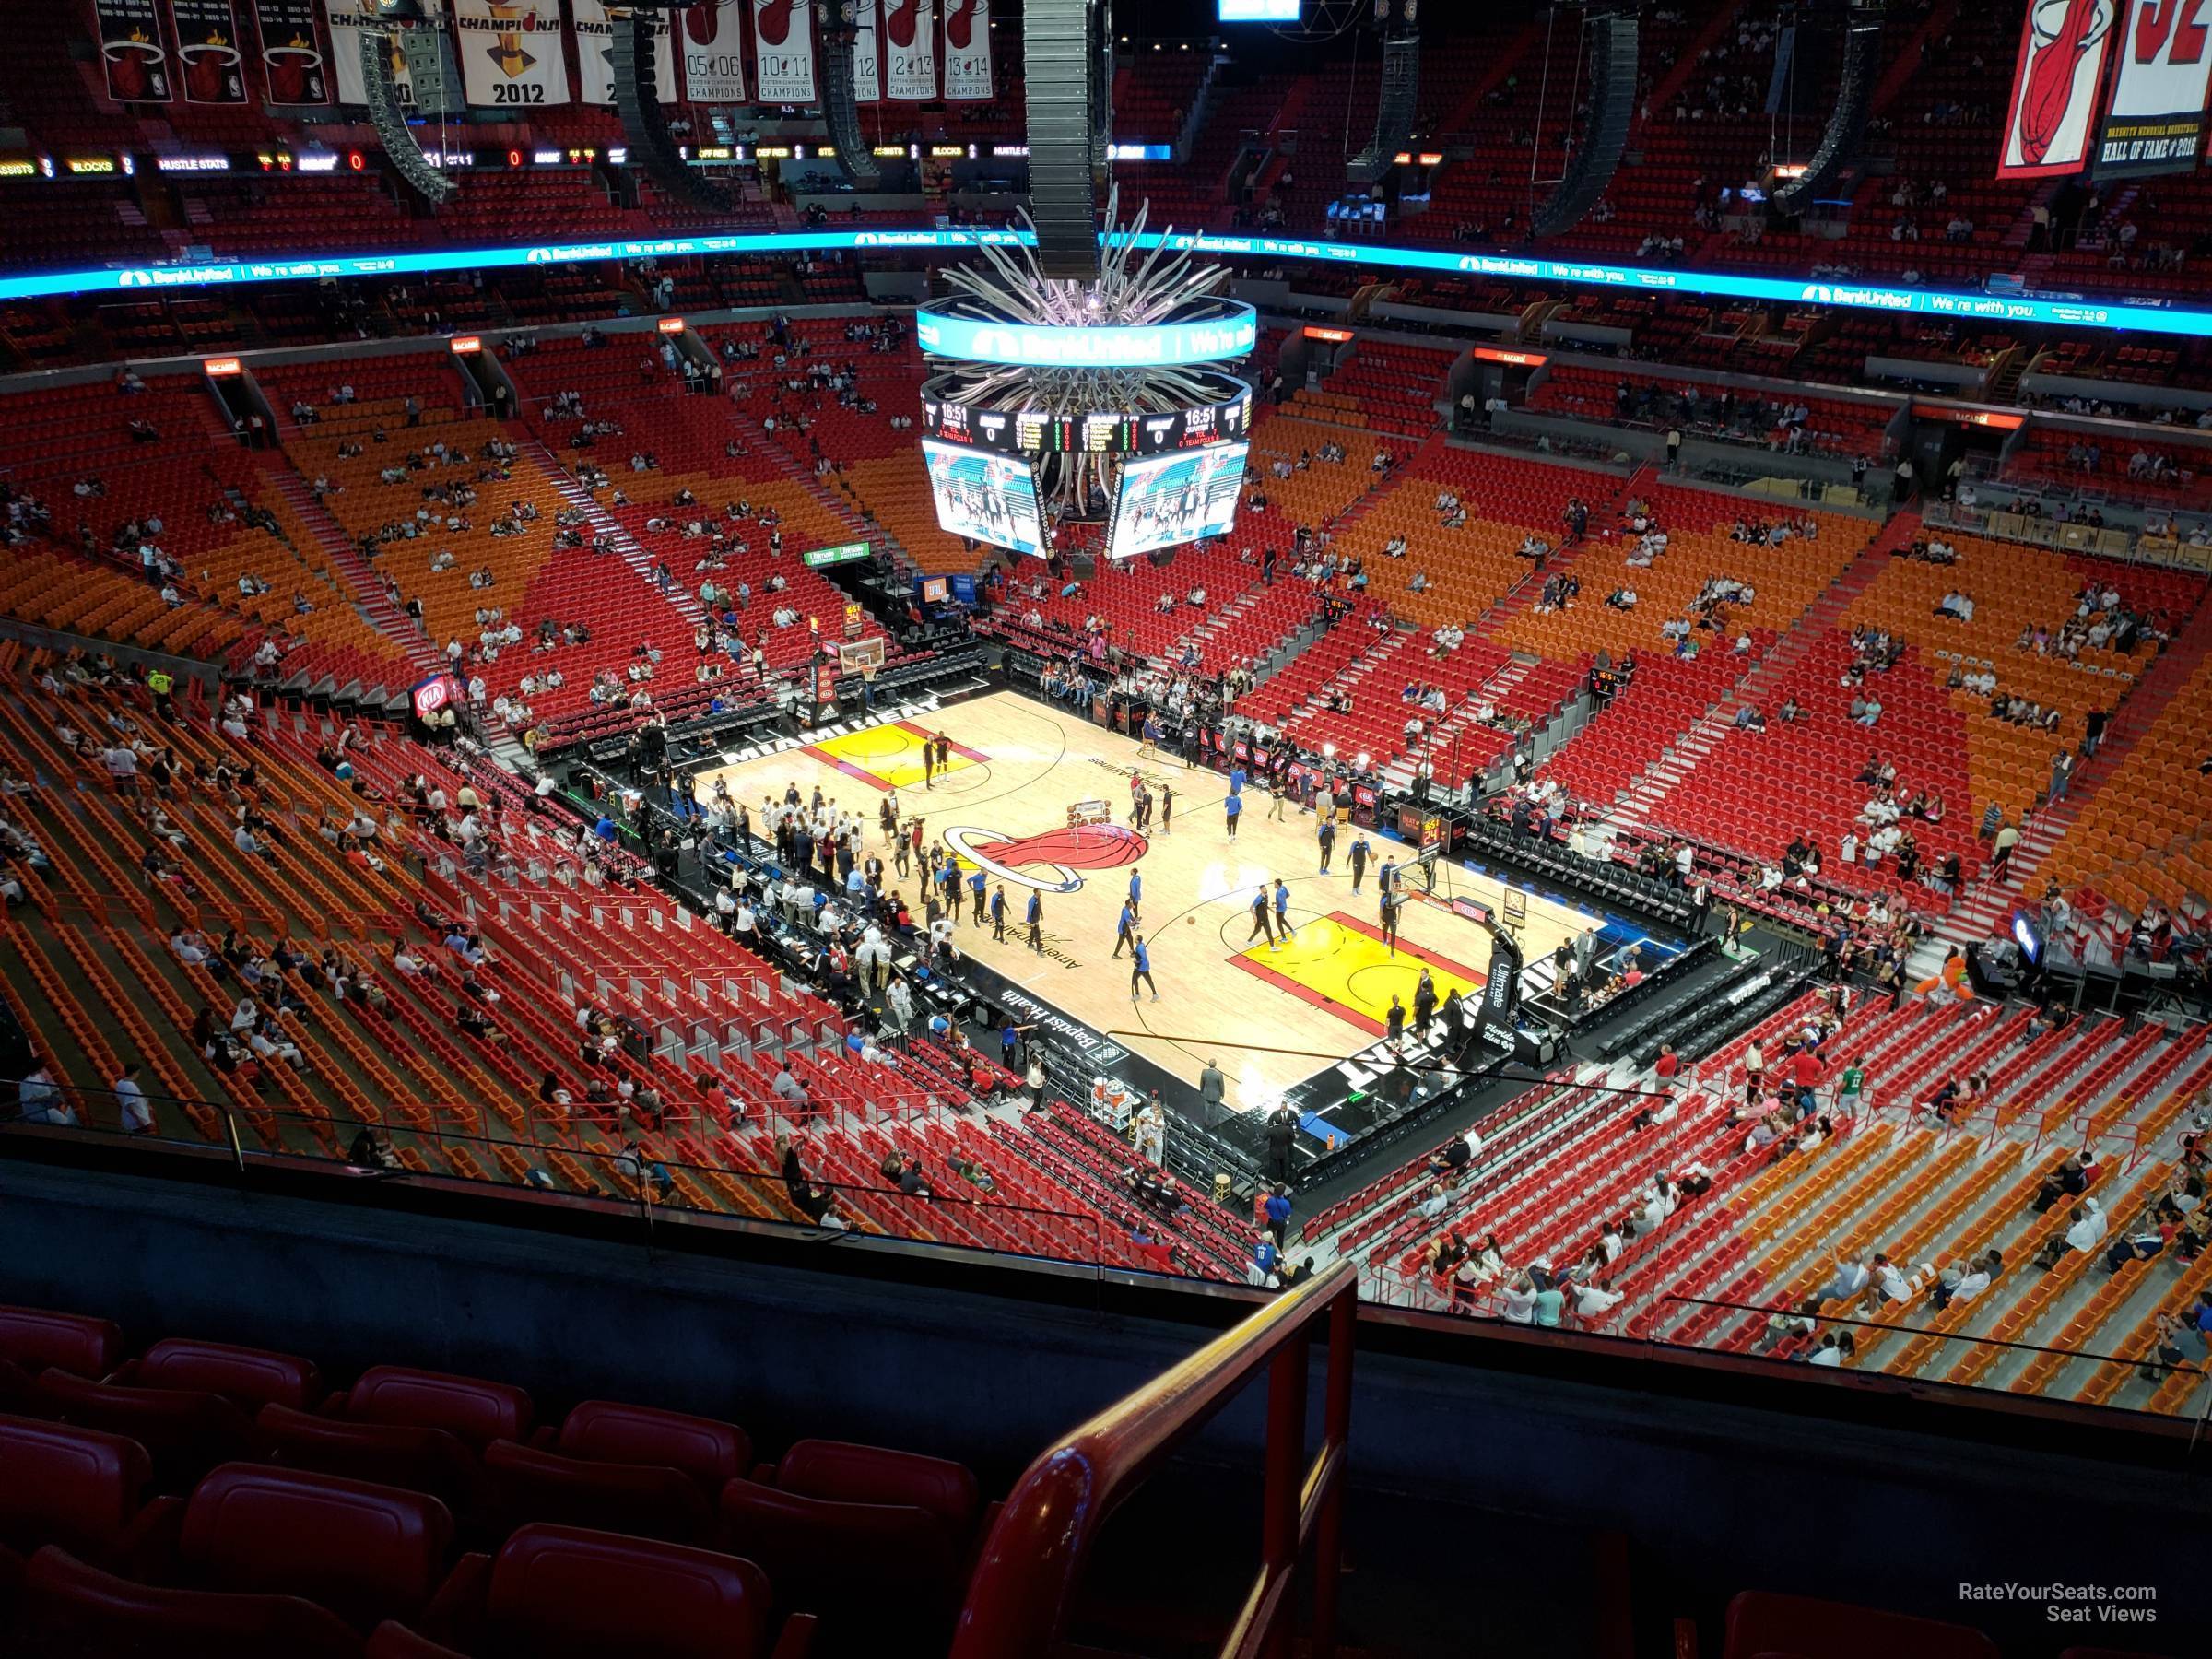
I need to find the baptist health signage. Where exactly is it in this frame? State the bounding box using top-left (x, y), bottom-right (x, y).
top-left (914, 302), bottom-right (1258, 368)
top-left (0, 227), bottom-right (2166, 338)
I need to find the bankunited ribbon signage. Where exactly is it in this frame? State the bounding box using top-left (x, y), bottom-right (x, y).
top-left (915, 302), bottom-right (1257, 367)
top-left (6, 227), bottom-right (2203, 339)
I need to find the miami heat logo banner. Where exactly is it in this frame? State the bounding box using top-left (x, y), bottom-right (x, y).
top-left (325, 2), bottom-right (412, 106)
top-left (168, 0), bottom-right (247, 102)
top-left (1999, 0), bottom-right (2118, 176)
top-left (853, 0), bottom-right (880, 101)
top-left (883, 0), bottom-right (937, 100)
top-left (97, 0), bottom-right (173, 102)
top-left (941, 0), bottom-right (991, 101)
top-left (751, 0), bottom-right (815, 102)
top-left (252, 0), bottom-right (327, 103)
top-left (678, 0), bottom-right (746, 104)
top-left (452, 1), bottom-right (570, 109)
top-left (2095, 0), bottom-right (2212, 175)
top-left (573, 0), bottom-right (676, 104)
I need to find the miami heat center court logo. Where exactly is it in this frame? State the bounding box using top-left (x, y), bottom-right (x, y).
top-left (941, 823), bottom-right (1147, 893)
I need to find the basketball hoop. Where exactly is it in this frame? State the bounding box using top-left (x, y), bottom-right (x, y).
top-left (839, 637), bottom-right (886, 680)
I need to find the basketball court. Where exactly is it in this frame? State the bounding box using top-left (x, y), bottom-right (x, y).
top-left (696, 692), bottom-right (1611, 1112)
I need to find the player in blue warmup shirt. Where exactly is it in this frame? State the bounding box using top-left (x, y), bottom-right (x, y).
top-left (1130, 935), bottom-right (1158, 1001)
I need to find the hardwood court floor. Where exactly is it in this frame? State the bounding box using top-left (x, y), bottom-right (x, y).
top-left (700, 692), bottom-right (1598, 1112)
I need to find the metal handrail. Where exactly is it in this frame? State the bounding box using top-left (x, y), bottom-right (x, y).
top-left (950, 1258), bottom-right (1358, 1659)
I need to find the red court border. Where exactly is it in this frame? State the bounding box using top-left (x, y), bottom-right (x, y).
top-left (1225, 910), bottom-right (1488, 1039)
top-left (802, 719), bottom-right (992, 793)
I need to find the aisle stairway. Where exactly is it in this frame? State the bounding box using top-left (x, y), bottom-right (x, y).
top-left (268, 471), bottom-right (443, 680)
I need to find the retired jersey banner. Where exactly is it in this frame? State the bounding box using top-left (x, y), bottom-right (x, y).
top-left (326, 2), bottom-right (412, 106)
top-left (253, 0), bottom-right (327, 102)
top-left (573, 0), bottom-right (676, 105)
top-left (1999, 0), bottom-right (2119, 177)
top-left (170, 0), bottom-right (248, 102)
top-left (883, 0), bottom-right (936, 100)
top-left (751, 0), bottom-right (816, 103)
top-left (941, 0), bottom-right (991, 100)
top-left (853, 0), bottom-right (881, 101)
top-left (678, 0), bottom-right (746, 103)
top-left (452, 0), bottom-right (569, 109)
top-left (97, 0), bottom-right (173, 102)
top-left (2095, 0), bottom-right (2212, 175)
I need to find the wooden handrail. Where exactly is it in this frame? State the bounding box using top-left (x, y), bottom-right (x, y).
top-left (950, 1258), bottom-right (1359, 1659)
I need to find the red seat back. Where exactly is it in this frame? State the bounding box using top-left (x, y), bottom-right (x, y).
top-left (0, 1303), bottom-right (126, 1378)
top-left (482, 1438), bottom-right (712, 1544)
top-left (340, 1365), bottom-right (533, 1450)
top-left (774, 1437), bottom-right (981, 1542)
top-left (481, 1523), bottom-right (770, 1659)
top-left (718, 1477), bottom-right (960, 1620)
top-left (21, 1544), bottom-right (365, 1659)
top-left (1724, 1592), bottom-right (2001, 1659)
top-left (130, 1337), bottom-right (323, 1411)
top-left (0, 1413), bottom-right (152, 1559)
top-left (258, 1404), bottom-right (483, 1515)
top-left (181, 1463), bottom-right (453, 1630)
top-left (31, 1370), bottom-right (262, 1489)
top-left (555, 1399), bottom-right (751, 1494)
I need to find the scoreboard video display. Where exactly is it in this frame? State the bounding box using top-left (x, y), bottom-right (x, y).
top-left (921, 438), bottom-right (1047, 559)
top-left (1106, 441), bottom-right (1250, 560)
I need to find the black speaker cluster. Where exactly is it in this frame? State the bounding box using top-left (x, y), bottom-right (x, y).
top-left (359, 30), bottom-right (454, 206)
top-left (611, 10), bottom-right (737, 214)
top-left (1531, 10), bottom-right (1639, 241)
top-left (1771, 3), bottom-right (1886, 218)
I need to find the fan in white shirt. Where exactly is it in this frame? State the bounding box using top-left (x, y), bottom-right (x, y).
top-left (2063, 1198), bottom-right (2107, 1253)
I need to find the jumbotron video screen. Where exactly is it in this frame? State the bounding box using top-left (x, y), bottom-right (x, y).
top-left (1107, 441), bottom-right (1251, 559)
top-left (922, 437), bottom-right (1048, 558)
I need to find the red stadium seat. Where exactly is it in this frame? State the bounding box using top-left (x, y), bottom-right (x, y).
top-left (548, 1398), bottom-right (752, 1495)
top-left (329, 1365), bottom-right (534, 1451)
top-left (481, 1437), bottom-right (713, 1544)
top-left (0, 1303), bottom-right (127, 1379)
top-left (1723, 1591), bottom-right (2001, 1659)
top-left (717, 1477), bottom-right (964, 1645)
top-left (258, 1404), bottom-right (486, 1518)
top-left (426, 1522), bottom-right (786, 1659)
top-left (28, 1371), bottom-right (264, 1492)
top-left (173, 1464), bottom-right (454, 1630)
top-left (766, 1437), bottom-right (982, 1544)
top-left (0, 1413), bottom-right (159, 1573)
top-left (112, 1336), bottom-right (324, 1413)
top-left (19, 1543), bottom-right (364, 1659)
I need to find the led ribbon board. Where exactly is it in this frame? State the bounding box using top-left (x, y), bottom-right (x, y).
top-left (915, 300), bottom-right (1257, 367)
top-left (4, 228), bottom-right (2208, 339)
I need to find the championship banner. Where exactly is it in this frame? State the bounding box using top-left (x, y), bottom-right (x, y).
top-left (326, 1), bottom-right (412, 106)
top-left (751, 0), bottom-right (816, 103)
top-left (853, 0), bottom-right (880, 101)
top-left (573, 0), bottom-right (676, 105)
top-left (253, 0), bottom-right (327, 102)
top-left (2095, 0), bottom-right (2212, 176)
top-left (882, 0), bottom-right (935, 100)
top-left (941, 0), bottom-right (990, 100)
top-left (677, 0), bottom-right (746, 104)
top-left (451, 0), bottom-right (569, 110)
top-left (170, 0), bottom-right (248, 102)
top-left (1998, 0), bottom-right (2119, 177)
top-left (96, 0), bottom-right (173, 102)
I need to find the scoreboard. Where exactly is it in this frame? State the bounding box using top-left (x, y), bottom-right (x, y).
top-left (921, 384), bottom-right (1251, 455)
